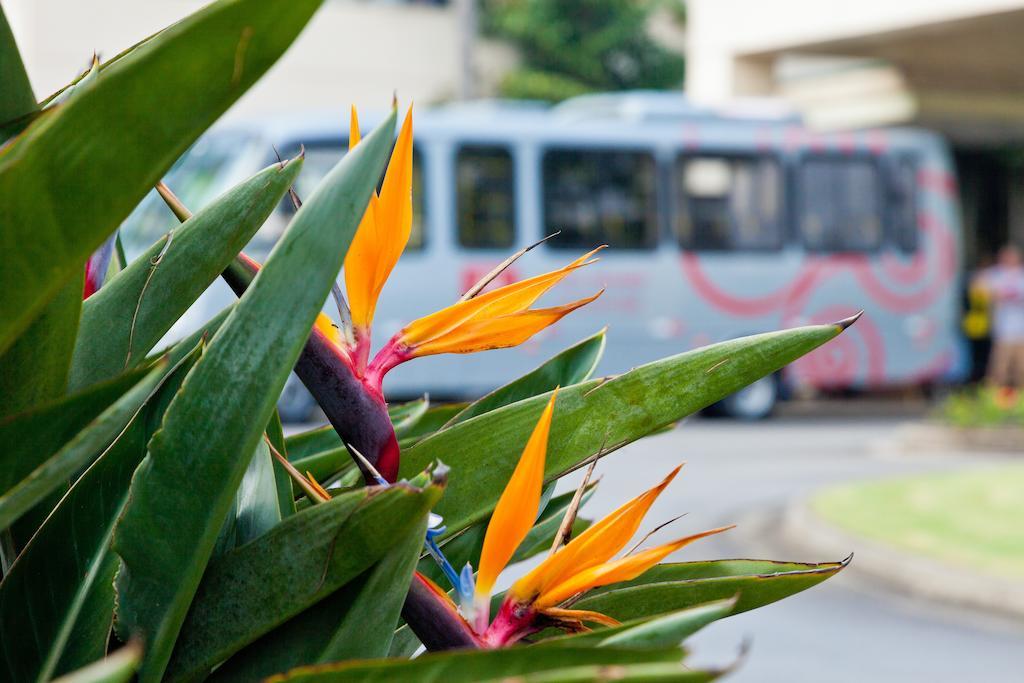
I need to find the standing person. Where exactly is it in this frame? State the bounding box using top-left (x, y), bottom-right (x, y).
top-left (976, 244), bottom-right (1024, 387)
top-left (962, 256), bottom-right (993, 383)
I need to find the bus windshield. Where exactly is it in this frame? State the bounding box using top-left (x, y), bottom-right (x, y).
top-left (120, 131), bottom-right (259, 256)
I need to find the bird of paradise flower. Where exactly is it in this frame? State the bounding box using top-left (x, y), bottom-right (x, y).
top-left (414, 390), bottom-right (734, 645)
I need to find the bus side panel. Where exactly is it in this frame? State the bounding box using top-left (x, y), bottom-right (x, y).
top-left (670, 128), bottom-right (963, 392)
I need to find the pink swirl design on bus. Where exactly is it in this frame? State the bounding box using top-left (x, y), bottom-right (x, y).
top-left (679, 254), bottom-right (823, 316)
top-left (916, 168), bottom-right (956, 197)
top-left (679, 211), bottom-right (956, 318)
top-left (847, 213), bottom-right (957, 313)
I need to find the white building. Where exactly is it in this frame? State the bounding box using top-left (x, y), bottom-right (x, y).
top-left (3, 0), bottom-right (516, 116)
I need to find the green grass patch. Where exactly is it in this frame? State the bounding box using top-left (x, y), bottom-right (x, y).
top-left (812, 466), bottom-right (1024, 581)
top-left (940, 386), bottom-right (1024, 428)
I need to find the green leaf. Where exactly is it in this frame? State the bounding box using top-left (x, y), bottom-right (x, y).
top-left (0, 6), bottom-right (36, 127)
top-left (229, 440), bottom-right (281, 546)
top-left (0, 273), bottom-right (83, 417)
top-left (111, 110), bottom-right (397, 682)
top-left (474, 662), bottom-right (722, 683)
top-left (389, 396), bottom-right (430, 437)
top-left (267, 645), bottom-right (684, 682)
top-left (386, 623), bottom-right (421, 659)
top-left (266, 409), bottom-right (296, 519)
top-left (51, 645), bottom-right (141, 683)
top-left (284, 425), bottom-right (343, 460)
top-left (401, 323), bottom-right (847, 536)
top-left (570, 559), bottom-right (849, 622)
top-left (213, 416), bottom-right (290, 558)
top-left (292, 446), bottom-right (352, 485)
top-left (0, 360), bottom-right (173, 531)
top-left (397, 403), bottom-right (469, 448)
top-left (55, 553), bottom-right (120, 676)
top-left (69, 159), bottom-right (302, 390)
top-left (0, 348), bottom-right (198, 682)
top-left (208, 513), bottom-right (429, 681)
top-left (163, 478), bottom-right (442, 682)
top-left (0, 369), bottom-right (142, 496)
top-left (449, 329), bottom-right (606, 426)
top-left (599, 598), bottom-right (737, 648)
top-left (0, 0), bottom-right (325, 355)
top-left (143, 304), bottom-right (234, 368)
top-left (0, 367), bottom-right (149, 551)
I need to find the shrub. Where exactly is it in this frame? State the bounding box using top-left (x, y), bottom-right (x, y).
top-left (941, 386), bottom-right (1024, 428)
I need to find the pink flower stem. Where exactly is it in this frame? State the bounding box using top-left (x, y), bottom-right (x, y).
top-left (480, 598), bottom-right (538, 648)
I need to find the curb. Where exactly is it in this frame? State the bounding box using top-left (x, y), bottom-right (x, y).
top-left (780, 498), bottom-right (1024, 620)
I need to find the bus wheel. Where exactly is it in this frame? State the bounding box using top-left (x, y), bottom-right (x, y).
top-left (718, 374), bottom-right (779, 420)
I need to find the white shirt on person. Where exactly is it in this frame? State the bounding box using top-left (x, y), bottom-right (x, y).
top-left (981, 265), bottom-right (1024, 342)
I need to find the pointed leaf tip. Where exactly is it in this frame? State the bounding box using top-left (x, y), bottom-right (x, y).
top-left (835, 311), bottom-right (863, 330)
top-left (432, 461), bottom-right (450, 487)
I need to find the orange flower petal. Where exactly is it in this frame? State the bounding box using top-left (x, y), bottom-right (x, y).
top-left (511, 465), bottom-right (682, 602)
top-left (343, 106), bottom-right (414, 330)
top-left (411, 291), bottom-right (602, 357)
top-left (541, 607), bottom-right (620, 627)
top-left (417, 571), bottom-right (461, 610)
top-left (475, 390), bottom-right (558, 599)
top-left (348, 105), bottom-right (361, 150)
top-left (400, 247), bottom-right (603, 348)
top-left (314, 312), bottom-right (344, 347)
top-left (532, 525), bottom-right (734, 609)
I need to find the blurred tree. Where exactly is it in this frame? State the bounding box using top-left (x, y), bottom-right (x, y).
top-left (483, 0), bottom-right (686, 101)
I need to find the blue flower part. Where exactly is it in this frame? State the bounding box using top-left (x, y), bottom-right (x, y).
top-left (424, 531), bottom-right (461, 592)
top-left (458, 562), bottom-right (476, 606)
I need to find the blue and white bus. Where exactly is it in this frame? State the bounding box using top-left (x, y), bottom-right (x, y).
top-left (123, 92), bottom-right (964, 419)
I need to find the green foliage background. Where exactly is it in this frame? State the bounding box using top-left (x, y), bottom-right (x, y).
top-left (484, 0), bottom-right (686, 101)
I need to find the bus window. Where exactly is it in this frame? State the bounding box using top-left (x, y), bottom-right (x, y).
top-left (456, 145), bottom-right (515, 248)
top-left (674, 155), bottom-right (782, 251)
top-left (890, 158), bottom-right (918, 253)
top-left (542, 148), bottom-right (657, 249)
top-left (282, 142), bottom-right (426, 250)
top-left (798, 157), bottom-right (883, 252)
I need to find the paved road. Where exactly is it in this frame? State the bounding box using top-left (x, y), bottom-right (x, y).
top-left (542, 415), bottom-right (1024, 682)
